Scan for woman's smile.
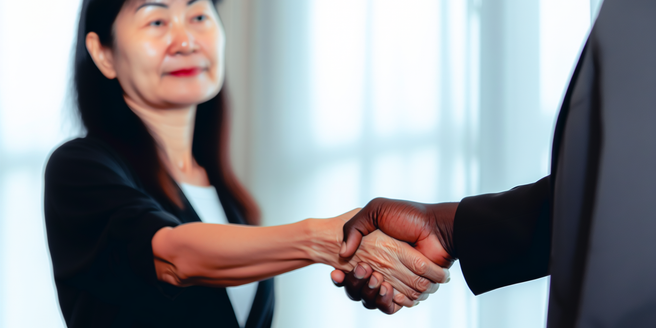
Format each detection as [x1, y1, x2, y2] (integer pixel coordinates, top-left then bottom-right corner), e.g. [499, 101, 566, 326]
[168, 67, 205, 77]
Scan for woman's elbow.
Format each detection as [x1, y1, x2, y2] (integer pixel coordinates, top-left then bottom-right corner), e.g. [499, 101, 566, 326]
[154, 258, 190, 287]
[152, 226, 192, 287]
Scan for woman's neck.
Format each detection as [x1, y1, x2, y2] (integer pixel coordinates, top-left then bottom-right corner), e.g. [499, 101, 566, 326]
[125, 96, 209, 186]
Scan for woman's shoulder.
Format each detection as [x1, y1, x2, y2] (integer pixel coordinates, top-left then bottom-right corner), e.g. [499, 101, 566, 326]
[45, 136, 131, 182]
[49, 136, 115, 158]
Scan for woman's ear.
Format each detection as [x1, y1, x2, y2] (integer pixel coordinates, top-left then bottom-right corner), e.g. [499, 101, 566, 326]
[86, 32, 117, 79]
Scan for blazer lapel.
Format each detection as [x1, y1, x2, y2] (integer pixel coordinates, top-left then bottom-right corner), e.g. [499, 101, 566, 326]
[548, 38, 603, 326]
[550, 42, 588, 180]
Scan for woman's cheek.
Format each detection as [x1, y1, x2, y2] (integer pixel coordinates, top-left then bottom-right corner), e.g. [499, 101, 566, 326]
[140, 39, 163, 59]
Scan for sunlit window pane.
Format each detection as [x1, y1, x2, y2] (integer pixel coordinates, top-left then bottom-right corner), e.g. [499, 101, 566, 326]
[310, 0, 367, 149]
[370, 0, 440, 138]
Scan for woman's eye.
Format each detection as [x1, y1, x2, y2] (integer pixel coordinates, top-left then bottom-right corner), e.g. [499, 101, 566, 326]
[193, 15, 207, 22]
[150, 20, 165, 27]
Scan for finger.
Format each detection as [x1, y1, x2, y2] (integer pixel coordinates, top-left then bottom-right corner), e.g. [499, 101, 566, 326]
[342, 263, 373, 301]
[414, 281, 440, 302]
[340, 204, 379, 258]
[415, 282, 439, 301]
[331, 270, 346, 287]
[378, 267, 424, 301]
[382, 259, 430, 299]
[361, 271, 383, 310]
[427, 282, 440, 294]
[398, 245, 450, 284]
[340, 228, 363, 258]
[375, 282, 402, 314]
[417, 290, 430, 301]
[393, 288, 416, 308]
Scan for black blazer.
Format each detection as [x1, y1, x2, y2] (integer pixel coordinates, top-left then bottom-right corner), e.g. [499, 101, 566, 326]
[454, 0, 656, 327]
[44, 137, 274, 328]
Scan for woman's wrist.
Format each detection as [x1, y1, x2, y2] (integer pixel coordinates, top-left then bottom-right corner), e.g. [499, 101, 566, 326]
[301, 217, 350, 269]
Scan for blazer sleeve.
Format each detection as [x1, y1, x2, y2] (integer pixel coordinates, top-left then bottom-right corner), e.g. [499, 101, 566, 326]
[44, 138, 180, 286]
[453, 176, 552, 295]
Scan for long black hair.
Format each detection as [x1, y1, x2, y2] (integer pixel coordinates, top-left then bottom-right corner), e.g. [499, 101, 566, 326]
[73, 0, 260, 224]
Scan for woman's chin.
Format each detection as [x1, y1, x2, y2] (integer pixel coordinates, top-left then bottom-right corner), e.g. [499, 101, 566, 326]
[157, 81, 221, 107]
[160, 93, 217, 108]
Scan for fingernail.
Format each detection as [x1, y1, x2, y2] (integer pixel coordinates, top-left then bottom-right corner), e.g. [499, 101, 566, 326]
[339, 242, 347, 255]
[354, 265, 366, 279]
[413, 301, 420, 307]
[368, 275, 378, 288]
[379, 285, 387, 296]
[446, 277, 451, 283]
[331, 278, 338, 285]
[443, 268, 451, 283]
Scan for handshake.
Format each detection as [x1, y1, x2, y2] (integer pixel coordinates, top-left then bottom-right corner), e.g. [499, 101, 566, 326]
[326, 198, 459, 314]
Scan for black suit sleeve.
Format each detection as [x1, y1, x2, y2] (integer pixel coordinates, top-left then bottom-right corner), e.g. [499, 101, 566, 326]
[453, 176, 551, 295]
[44, 138, 180, 286]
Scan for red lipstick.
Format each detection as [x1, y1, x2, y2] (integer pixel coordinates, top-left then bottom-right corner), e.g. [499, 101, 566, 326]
[169, 67, 203, 77]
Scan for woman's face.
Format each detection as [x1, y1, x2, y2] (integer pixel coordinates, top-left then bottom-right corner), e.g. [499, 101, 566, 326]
[94, 0, 225, 109]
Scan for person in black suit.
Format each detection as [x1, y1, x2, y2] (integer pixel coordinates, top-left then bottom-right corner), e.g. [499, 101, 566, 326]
[334, 0, 656, 326]
[44, 0, 449, 327]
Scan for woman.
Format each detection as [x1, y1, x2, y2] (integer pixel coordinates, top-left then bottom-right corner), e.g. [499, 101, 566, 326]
[44, 0, 448, 327]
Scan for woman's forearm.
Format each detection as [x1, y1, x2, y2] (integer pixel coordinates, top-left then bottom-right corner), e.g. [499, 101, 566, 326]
[152, 214, 352, 287]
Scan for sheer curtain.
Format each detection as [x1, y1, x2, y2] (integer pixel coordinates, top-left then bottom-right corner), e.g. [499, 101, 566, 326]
[0, 0, 80, 327]
[227, 0, 594, 327]
[0, 0, 597, 327]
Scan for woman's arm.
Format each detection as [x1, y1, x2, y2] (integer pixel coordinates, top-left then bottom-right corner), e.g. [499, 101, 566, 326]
[151, 212, 349, 287]
[152, 209, 447, 301]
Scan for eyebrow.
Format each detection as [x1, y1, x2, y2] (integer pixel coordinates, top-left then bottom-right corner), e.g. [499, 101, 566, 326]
[135, 0, 201, 12]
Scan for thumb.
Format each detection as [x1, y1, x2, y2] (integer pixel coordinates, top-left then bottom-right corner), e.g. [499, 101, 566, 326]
[330, 270, 346, 286]
[340, 210, 377, 258]
[340, 226, 364, 258]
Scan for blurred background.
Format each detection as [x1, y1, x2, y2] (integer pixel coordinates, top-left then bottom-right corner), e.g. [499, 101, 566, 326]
[0, 0, 602, 327]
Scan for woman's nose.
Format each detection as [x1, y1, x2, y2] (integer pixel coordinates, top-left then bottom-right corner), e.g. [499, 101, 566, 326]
[169, 22, 196, 55]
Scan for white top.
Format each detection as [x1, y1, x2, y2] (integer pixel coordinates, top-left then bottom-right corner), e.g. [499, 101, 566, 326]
[179, 183, 258, 328]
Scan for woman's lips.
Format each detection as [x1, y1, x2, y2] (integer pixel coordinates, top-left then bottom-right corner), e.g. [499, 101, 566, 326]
[168, 67, 204, 77]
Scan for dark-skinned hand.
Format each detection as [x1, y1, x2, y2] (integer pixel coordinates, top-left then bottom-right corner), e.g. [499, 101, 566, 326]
[340, 198, 459, 267]
[333, 198, 457, 314]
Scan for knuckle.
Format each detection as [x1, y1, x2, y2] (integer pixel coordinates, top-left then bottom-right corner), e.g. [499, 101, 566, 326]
[413, 276, 430, 293]
[409, 290, 421, 301]
[371, 197, 386, 205]
[375, 238, 397, 254]
[399, 287, 420, 301]
[343, 220, 356, 231]
[412, 257, 428, 276]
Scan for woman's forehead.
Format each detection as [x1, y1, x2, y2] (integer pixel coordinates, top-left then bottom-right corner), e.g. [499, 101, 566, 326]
[126, 0, 207, 9]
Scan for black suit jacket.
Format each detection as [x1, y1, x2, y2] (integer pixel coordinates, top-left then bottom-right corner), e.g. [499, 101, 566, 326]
[454, 0, 656, 327]
[44, 137, 274, 328]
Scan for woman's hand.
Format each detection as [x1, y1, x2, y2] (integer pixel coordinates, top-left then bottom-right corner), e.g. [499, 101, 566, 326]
[306, 210, 448, 307]
[347, 230, 447, 302]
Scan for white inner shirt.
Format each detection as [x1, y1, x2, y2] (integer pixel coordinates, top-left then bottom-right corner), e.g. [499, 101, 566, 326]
[179, 183, 258, 328]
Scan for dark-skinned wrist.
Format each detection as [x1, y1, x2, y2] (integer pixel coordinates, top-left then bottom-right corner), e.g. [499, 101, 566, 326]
[426, 202, 459, 260]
